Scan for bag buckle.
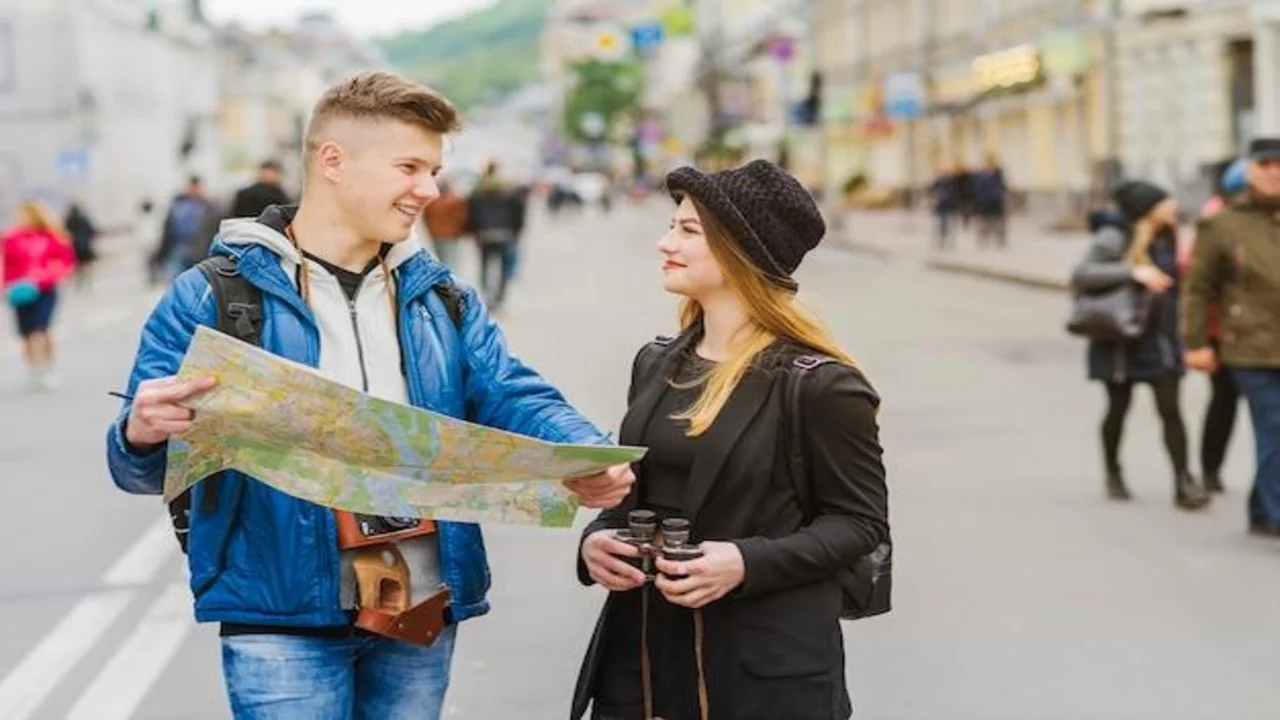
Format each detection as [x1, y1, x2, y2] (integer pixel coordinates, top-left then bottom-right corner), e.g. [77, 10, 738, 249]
[793, 355, 824, 370]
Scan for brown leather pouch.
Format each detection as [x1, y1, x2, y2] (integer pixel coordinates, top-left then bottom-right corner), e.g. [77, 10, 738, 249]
[351, 546, 451, 647]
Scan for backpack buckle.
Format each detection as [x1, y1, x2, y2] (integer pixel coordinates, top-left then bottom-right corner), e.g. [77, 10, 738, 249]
[793, 355, 824, 370]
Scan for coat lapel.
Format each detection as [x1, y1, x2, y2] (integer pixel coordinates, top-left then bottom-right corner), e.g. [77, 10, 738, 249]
[683, 370, 775, 524]
[618, 331, 697, 446]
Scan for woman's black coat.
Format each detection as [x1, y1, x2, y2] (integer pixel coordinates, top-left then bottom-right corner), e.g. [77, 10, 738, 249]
[570, 331, 890, 720]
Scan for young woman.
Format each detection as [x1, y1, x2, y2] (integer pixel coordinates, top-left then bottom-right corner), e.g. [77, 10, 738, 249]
[1072, 181, 1210, 509]
[2, 199, 76, 390]
[571, 160, 890, 720]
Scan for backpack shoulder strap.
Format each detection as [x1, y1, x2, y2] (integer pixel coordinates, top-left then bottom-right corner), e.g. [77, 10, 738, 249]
[430, 281, 466, 329]
[196, 255, 263, 346]
[783, 354, 841, 520]
[188, 255, 262, 518]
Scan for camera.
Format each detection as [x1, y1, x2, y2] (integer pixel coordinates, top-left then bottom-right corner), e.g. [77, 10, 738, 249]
[336, 512, 437, 550]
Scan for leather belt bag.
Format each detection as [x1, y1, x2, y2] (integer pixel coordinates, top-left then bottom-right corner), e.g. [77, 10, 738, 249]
[351, 545, 451, 647]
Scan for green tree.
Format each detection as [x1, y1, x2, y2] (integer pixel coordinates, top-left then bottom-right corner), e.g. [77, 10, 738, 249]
[562, 59, 644, 141]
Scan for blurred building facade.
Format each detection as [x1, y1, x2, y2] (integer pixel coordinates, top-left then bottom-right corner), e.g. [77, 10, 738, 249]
[1116, 0, 1255, 200]
[0, 0, 220, 227]
[810, 0, 1114, 216]
[216, 12, 382, 194]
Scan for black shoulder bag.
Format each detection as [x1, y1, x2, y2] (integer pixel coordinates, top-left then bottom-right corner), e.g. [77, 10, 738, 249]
[782, 354, 893, 620]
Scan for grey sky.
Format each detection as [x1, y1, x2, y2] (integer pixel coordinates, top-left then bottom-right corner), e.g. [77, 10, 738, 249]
[203, 0, 495, 38]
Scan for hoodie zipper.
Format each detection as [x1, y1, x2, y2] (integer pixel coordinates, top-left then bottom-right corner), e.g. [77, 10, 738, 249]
[347, 293, 370, 393]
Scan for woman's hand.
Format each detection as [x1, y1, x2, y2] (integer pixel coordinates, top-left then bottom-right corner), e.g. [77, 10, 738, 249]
[653, 541, 744, 609]
[1132, 265, 1173, 294]
[581, 529, 647, 592]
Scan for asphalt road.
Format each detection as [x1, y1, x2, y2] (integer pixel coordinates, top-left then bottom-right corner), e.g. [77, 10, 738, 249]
[1, 199, 1277, 719]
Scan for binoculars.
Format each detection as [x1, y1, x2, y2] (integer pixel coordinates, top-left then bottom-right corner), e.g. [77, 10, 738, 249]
[614, 510, 703, 581]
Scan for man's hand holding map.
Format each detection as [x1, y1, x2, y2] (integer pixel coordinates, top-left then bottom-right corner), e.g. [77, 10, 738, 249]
[156, 326, 645, 528]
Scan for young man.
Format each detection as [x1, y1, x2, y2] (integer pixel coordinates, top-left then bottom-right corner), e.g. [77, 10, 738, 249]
[1182, 137, 1280, 538]
[106, 72, 634, 717]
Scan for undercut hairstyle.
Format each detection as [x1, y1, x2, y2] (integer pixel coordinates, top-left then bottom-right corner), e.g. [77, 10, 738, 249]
[303, 71, 461, 169]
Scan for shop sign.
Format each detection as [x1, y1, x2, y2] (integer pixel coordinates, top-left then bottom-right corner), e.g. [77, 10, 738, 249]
[973, 44, 1043, 93]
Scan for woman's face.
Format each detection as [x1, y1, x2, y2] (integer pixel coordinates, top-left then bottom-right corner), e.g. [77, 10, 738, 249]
[657, 197, 727, 300]
[1149, 197, 1180, 227]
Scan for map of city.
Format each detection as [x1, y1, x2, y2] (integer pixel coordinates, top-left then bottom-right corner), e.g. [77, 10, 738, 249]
[163, 326, 646, 527]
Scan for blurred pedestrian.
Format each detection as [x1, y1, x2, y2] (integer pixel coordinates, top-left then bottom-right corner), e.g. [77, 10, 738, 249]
[1180, 158, 1248, 493]
[154, 176, 217, 281]
[972, 153, 1008, 249]
[1072, 181, 1209, 509]
[574, 160, 890, 720]
[421, 177, 466, 269]
[465, 161, 526, 311]
[1183, 137, 1280, 537]
[2, 199, 76, 390]
[230, 159, 292, 219]
[929, 163, 961, 250]
[64, 201, 98, 292]
[139, 198, 167, 285]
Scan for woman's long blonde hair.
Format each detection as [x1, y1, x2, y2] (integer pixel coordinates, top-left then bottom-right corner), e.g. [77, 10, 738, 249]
[672, 197, 859, 436]
[1123, 217, 1159, 267]
[16, 200, 69, 241]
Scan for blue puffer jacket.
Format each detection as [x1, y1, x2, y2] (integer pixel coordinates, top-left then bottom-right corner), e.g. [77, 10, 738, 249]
[106, 234, 606, 628]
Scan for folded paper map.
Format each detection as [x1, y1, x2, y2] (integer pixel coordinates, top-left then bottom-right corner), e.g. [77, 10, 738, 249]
[163, 326, 646, 527]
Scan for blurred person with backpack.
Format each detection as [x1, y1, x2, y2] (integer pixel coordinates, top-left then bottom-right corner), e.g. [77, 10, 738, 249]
[573, 161, 889, 720]
[2, 199, 76, 390]
[154, 175, 217, 281]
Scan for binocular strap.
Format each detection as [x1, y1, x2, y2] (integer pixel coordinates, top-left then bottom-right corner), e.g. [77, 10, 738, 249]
[693, 608, 708, 720]
[641, 585, 653, 720]
[638, 590, 709, 720]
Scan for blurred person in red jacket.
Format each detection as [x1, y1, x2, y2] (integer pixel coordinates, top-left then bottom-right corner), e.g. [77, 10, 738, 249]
[421, 177, 467, 269]
[2, 199, 76, 390]
[1179, 158, 1248, 492]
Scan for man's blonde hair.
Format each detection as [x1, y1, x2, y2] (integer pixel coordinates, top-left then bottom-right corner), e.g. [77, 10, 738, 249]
[304, 71, 461, 166]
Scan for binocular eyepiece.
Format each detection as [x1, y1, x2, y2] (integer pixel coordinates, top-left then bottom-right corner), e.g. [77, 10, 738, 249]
[615, 510, 703, 581]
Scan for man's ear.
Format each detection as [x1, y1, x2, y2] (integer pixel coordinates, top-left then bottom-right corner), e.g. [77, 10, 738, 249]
[315, 141, 344, 182]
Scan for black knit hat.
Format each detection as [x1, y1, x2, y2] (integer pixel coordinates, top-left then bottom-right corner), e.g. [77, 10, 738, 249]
[665, 160, 825, 290]
[1111, 180, 1170, 221]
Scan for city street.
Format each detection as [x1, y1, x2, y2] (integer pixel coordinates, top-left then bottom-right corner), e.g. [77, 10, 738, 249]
[1, 199, 1278, 720]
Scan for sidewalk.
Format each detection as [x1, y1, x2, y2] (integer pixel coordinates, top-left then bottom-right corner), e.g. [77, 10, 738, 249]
[835, 209, 1091, 291]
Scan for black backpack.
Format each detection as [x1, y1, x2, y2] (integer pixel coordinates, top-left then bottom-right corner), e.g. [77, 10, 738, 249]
[782, 355, 893, 621]
[168, 254, 466, 553]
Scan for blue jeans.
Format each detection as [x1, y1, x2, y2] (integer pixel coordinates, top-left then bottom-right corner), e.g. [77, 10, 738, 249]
[1230, 368, 1280, 525]
[221, 626, 456, 719]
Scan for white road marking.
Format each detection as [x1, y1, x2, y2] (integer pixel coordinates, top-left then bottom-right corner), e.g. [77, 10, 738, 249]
[0, 590, 133, 720]
[65, 584, 194, 720]
[0, 516, 177, 719]
[102, 516, 178, 588]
